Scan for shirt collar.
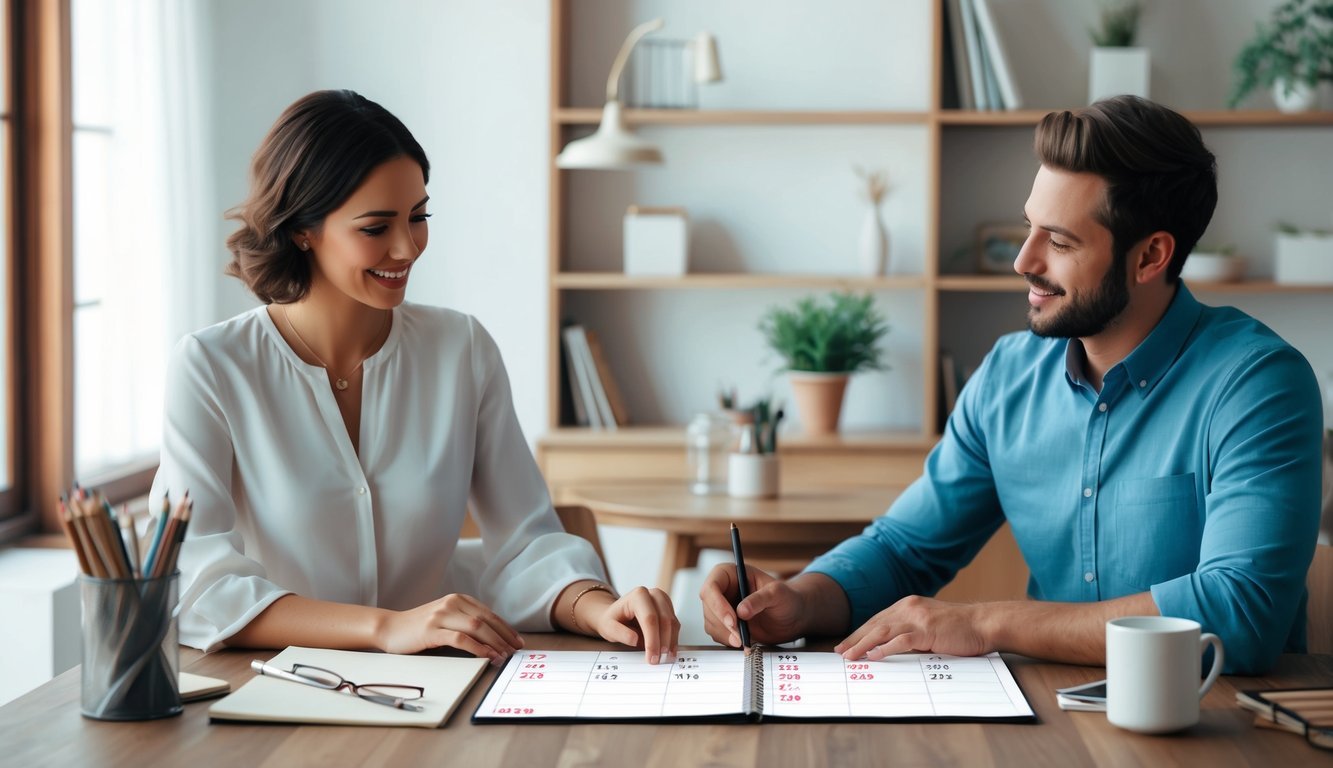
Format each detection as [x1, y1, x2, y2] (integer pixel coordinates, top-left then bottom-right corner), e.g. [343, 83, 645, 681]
[1062, 283, 1203, 399]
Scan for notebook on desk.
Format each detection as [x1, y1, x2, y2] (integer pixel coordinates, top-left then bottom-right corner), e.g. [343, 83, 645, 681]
[209, 646, 488, 728]
[472, 648, 1036, 724]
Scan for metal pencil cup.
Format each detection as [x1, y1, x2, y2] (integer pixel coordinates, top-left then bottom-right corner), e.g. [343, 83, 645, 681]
[79, 573, 182, 720]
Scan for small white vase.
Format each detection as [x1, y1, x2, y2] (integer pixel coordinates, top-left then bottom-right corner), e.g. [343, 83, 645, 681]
[1272, 79, 1316, 114]
[858, 206, 888, 276]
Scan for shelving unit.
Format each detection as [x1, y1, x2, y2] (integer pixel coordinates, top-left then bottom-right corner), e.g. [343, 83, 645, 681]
[541, 0, 1333, 494]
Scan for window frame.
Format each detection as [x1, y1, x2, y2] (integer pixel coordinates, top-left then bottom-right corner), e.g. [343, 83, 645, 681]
[7, 0, 160, 542]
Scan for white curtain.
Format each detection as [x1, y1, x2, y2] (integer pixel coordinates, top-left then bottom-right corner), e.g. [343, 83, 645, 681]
[73, 0, 214, 475]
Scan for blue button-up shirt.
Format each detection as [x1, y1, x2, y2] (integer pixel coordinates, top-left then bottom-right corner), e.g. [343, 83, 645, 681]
[807, 285, 1322, 674]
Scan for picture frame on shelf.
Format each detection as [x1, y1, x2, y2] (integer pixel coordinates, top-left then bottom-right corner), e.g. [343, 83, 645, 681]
[975, 223, 1029, 274]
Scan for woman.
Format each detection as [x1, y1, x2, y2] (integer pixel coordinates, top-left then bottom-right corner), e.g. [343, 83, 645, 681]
[153, 90, 678, 665]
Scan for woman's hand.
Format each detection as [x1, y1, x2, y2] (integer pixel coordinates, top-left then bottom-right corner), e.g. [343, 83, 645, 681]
[377, 593, 524, 664]
[582, 586, 680, 664]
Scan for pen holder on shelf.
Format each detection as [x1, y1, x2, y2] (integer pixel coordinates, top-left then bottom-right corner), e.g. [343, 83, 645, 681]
[727, 453, 779, 499]
[80, 572, 182, 721]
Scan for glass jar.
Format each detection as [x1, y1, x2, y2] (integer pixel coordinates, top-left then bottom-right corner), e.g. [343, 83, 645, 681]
[686, 412, 731, 495]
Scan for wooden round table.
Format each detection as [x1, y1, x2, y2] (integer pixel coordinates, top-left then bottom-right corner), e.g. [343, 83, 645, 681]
[566, 483, 901, 591]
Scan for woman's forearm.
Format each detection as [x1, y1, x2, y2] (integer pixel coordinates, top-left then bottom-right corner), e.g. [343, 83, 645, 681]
[226, 594, 391, 651]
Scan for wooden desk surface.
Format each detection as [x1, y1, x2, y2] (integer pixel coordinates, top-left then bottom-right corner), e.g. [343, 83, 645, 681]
[4, 635, 1332, 767]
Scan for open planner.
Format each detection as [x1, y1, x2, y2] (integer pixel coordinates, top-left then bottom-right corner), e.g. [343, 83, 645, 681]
[473, 648, 1036, 724]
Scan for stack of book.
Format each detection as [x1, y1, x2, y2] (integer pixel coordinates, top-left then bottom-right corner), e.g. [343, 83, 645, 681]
[943, 0, 1023, 111]
[562, 324, 629, 429]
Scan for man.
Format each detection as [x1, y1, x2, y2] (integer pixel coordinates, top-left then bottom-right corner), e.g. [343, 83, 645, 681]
[700, 96, 1322, 675]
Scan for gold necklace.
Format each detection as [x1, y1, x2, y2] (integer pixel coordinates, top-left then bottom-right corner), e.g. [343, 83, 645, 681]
[282, 305, 388, 392]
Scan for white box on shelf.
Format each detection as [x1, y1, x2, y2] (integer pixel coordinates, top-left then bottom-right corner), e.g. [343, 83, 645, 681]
[624, 206, 688, 276]
[1275, 233, 1333, 285]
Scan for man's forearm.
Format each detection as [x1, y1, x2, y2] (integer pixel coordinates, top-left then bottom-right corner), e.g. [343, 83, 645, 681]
[979, 591, 1158, 664]
[788, 572, 853, 638]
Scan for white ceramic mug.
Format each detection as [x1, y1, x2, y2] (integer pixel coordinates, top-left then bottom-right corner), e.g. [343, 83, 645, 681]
[727, 453, 779, 499]
[1106, 616, 1224, 734]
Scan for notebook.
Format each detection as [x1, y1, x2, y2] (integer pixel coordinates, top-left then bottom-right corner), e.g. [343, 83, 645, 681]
[179, 672, 230, 702]
[209, 646, 488, 728]
[1236, 687, 1333, 750]
[472, 648, 1035, 724]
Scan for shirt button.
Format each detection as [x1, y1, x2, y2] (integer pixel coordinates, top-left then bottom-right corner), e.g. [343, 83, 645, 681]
[357, 486, 367, 495]
[1139, 379, 1147, 388]
[1084, 572, 1095, 583]
[1083, 488, 1093, 498]
[1098, 403, 1108, 413]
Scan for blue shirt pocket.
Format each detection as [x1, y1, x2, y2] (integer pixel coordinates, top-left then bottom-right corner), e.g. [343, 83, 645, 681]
[1103, 473, 1200, 594]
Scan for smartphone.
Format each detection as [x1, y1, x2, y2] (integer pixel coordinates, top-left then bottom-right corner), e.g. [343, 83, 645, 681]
[1056, 679, 1107, 703]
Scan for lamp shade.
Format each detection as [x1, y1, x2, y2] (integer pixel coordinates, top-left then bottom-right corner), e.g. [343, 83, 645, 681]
[555, 101, 663, 169]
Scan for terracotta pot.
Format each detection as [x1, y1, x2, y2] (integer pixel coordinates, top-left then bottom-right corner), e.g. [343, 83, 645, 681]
[788, 372, 850, 435]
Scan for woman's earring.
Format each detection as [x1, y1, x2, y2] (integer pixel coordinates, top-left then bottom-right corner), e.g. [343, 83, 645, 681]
[300, 240, 310, 251]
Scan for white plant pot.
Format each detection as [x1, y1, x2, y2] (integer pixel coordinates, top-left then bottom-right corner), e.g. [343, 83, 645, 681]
[1275, 233, 1333, 285]
[1089, 47, 1150, 104]
[727, 453, 779, 499]
[1272, 79, 1317, 114]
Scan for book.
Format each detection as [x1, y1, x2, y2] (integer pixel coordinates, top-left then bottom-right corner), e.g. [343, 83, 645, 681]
[945, 0, 975, 110]
[970, 0, 1023, 110]
[584, 329, 629, 426]
[959, 0, 988, 110]
[1236, 687, 1333, 750]
[561, 325, 597, 428]
[209, 646, 488, 728]
[472, 649, 1035, 724]
[559, 326, 591, 429]
[179, 672, 230, 702]
[569, 326, 617, 430]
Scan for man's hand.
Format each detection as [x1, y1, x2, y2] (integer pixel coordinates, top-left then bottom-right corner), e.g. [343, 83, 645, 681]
[835, 595, 991, 660]
[699, 563, 809, 647]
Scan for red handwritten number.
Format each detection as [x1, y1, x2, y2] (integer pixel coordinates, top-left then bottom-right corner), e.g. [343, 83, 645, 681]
[779, 694, 801, 702]
[848, 673, 874, 681]
[527, 653, 547, 660]
[495, 707, 535, 715]
[846, 663, 870, 670]
[517, 672, 544, 680]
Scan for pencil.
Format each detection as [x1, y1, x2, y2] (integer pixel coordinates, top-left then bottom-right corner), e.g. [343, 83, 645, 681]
[161, 497, 192, 578]
[119, 504, 141, 579]
[730, 523, 753, 649]
[72, 496, 111, 579]
[143, 493, 171, 578]
[57, 497, 92, 575]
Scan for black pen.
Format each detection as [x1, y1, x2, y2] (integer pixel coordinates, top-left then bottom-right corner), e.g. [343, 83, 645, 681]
[729, 523, 753, 649]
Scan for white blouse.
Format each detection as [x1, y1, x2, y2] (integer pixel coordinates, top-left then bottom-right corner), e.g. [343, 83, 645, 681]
[152, 302, 605, 652]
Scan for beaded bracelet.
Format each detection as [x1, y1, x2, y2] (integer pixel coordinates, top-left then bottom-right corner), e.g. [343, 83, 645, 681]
[570, 583, 614, 632]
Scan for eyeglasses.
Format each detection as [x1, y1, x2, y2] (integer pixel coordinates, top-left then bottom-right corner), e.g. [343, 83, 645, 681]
[251, 660, 426, 712]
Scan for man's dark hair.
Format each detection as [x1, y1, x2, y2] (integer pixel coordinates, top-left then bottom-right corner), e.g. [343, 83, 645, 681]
[1034, 95, 1217, 282]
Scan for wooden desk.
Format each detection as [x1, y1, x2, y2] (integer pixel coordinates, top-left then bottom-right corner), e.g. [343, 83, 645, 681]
[566, 483, 899, 590]
[3, 637, 1331, 766]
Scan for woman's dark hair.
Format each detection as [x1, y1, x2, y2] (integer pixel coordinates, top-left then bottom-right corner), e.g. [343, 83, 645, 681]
[1034, 95, 1217, 283]
[224, 90, 430, 303]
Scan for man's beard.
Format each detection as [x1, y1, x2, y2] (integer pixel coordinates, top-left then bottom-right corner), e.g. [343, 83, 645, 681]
[1026, 255, 1130, 339]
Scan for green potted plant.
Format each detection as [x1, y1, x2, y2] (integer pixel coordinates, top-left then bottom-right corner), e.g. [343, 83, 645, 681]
[759, 292, 889, 435]
[1088, 0, 1148, 103]
[1230, 0, 1333, 112]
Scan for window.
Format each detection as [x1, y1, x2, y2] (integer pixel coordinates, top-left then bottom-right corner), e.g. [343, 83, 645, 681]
[69, 0, 210, 492]
[4, 0, 211, 541]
